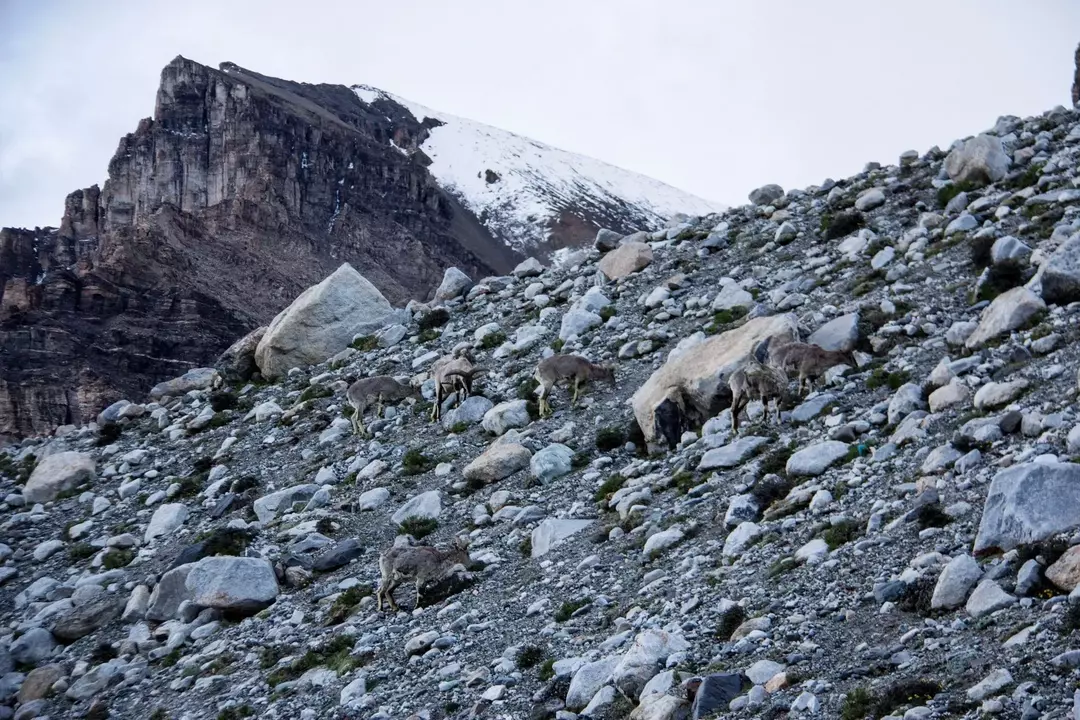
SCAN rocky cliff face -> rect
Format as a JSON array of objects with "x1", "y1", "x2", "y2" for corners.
[
  {"x1": 0, "y1": 57, "x2": 519, "y2": 441},
  {"x1": 0, "y1": 57, "x2": 721, "y2": 442},
  {"x1": 1073, "y1": 42, "x2": 1080, "y2": 107}
]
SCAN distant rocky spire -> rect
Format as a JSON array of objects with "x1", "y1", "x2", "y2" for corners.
[{"x1": 1074, "y1": 42, "x2": 1080, "y2": 107}]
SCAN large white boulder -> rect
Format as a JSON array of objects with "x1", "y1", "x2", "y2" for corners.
[
  {"x1": 974, "y1": 462, "x2": 1080, "y2": 553},
  {"x1": 631, "y1": 314, "x2": 798, "y2": 450},
  {"x1": 185, "y1": 556, "x2": 279, "y2": 614},
  {"x1": 965, "y1": 287, "x2": 1045, "y2": 349},
  {"x1": 23, "y1": 452, "x2": 96, "y2": 504},
  {"x1": 944, "y1": 134, "x2": 1011, "y2": 186},
  {"x1": 255, "y1": 263, "x2": 403, "y2": 379}
]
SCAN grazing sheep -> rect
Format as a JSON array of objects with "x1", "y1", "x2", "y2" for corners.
[
  {"x1": 534, "y1": 354, "x2": 615, "y2": 417},
  {"x1": 345, "y1": 376, "x2": 419, "y2": 437},
  {"x1": 768, "y1": 342, "x2": 856, "y2": 396},
  {"x1": 376, "y1": 537, "x2": 471, "y2": 612},
  {"x1": 430, "y1": 350, "x2": 483, "y2": 422},
  {"x1": 728, "y1": 359, "x2": 789, "y2": 433}
]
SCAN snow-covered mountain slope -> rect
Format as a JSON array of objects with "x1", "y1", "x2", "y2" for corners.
[{"x1": 351, "y1": 84, "x2": 725, "y2": 252}]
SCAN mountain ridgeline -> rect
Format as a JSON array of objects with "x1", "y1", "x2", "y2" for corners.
[{"x1": 0, "y1": 56, "x2": 720, "y2": 442}]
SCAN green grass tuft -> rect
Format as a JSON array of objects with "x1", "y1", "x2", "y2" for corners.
[{"x1": 397, "y1": 516, "x2": 438, "y2": 539}]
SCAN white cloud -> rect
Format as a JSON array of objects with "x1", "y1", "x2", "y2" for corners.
[{"x1": 2, "y1": 0, "x2": 1078, "y2": 228}]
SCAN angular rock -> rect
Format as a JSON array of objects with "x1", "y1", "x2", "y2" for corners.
[
  {"x1": 785, "y1": 441, "x2": 849, "y2": 477},
  {"x1": 255, "y1": 263, "x2": 403, "y2": 379},
  {"x1": 146, "y1": 564, "x2": 194, "y2": 622},
  {"x1": 931, "y1": 554, "x2": 983, "y2": 610},
  {"x1": 23, "y1": 452, "x2": 96, "y2": 504},
  {"x1": 313, "y1": 539, "x2": 363, "y2": 572},
  {"x1": 215, "y1": 326, "x2": 266, "y2": 384},
  {"x1": 253, "y1": 484, "x2": 320, "y2": 523},
  {"x1": 150, "y1": 367, "x2": 219, "y2": 399},
  {"x1": 690, "y1": 673, "x2": 744, "y2": 720},
  {"x1": 65, "y1": 661, "x2": 122, "y2": 700},
  {"x1": 52, "y1": 595, "x2": 121, "y2": 642},
  {"x1": 357, "y1": 487, "x2": 390, "y2": 511},
  {"x1": 965, "y1": 287, "x2": 1046, "y2": 349},
  {"x1": 145, "y1": 503, "x2": 189, "y2": 542},
  {"x1": 531, "y1": 518, "x2": 594, "y2": 558},
  {"x1": 632, "y1": 314, "x2": 798, "y2": 449},
  {"x1": 612, "y1": 630, "x2": 689, "y2": 700},
  {"x1": 723, "y1": 521, "x2": 761, "y2": 558},
  {"x1": 887, "y1": 383, "x2": 925, "y2": 425},
  {"x1": 944, "y1": 134, "x2": 1011, "y2": 186},
  {"x1": 928, "y1": 379, "x2": 970, "y2": 413},
  {"x1": 18, "y1": 664, "x2": 64, "y2": 703},
  {"x1": 711, "y1": 279, "x2": 754, "y2": 312},
  {"x1": 973, "y1": 379, "x2": 1028, "y2": 411},
  {"x1": 698, "y1": 437, "x2": 769, "y2": 470},
  {"x1": 965, "y1": 579, "x2": 1017, "y2": 618},
  {"x1": 567, "y1": 656, "x2": 619, "y2": 711},
  {"x1": 559, "y1": 308, "x2": 603, "y2": 341},
  {"x1": 185, "y1": 556, "x2": 278, "y2": 614},
  {"x1": 441, "y1": 396, "x2": 494, "y2": 430},
  {"x1": 530, "y1": 443, "x2": 575, "y2": 483},
  {"x1": 748, "y1": 184, "x2": 784, "y2": 206},
  {"x1": 1046, "y1": 545, "x2": 1080, "y2": 591},
  {"x1": 482, "y1": 400, "x2": 531, "y2": 436},
  {"x1": 10, "y1": 628, "x2": 57, "y2": 666},
  {"x1": 433, "y1": 267, "x2": 472, "y2": 302},
  {"x1": 462, "y1": 442, "x2": 531, "y2": 484},
  {"x1": 391, "y1": 491, "x2": 442, "y2": 526},
  {"x1": 807, "y1": 313, "x2": 859, "y2": 352},
  {"x1": 598, "y1": 242, "x2": 653, "y2": 281}
]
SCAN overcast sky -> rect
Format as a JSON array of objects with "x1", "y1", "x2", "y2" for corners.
[{"x1": 2, "y1": 0, "x2": 1078, "y2": 229}]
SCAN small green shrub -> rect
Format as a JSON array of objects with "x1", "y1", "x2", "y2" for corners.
[
  {"x1": 767, "y1": 557, "x2": 798, "y2": 578},
  {"x1": 350, "y1": 335, "x2": 379, "y2": 351},
  {"x1": 198, "y1": 527, "x2": 255, "y2": 557},
  {"x1": 976, "y1": 263, "x2": 1026, "y2": 303},
  {"x1": 538, "y1": 658, "x2": 556, "y2": 681},
  {"x1": 572, "y1": 451, "x2": 591, "y2": 469},
  {"x1": 299, "y1": 385, "x2": 333, "y2": 403},
  {"x1": 715, "y1": 603, "x2": 747, "y2": 641},
  {"x1": 840, "y1": 687, "x2": 873, "y2": 720},
  {"x1": 517, "y1": 645, "x2": 545, "y2": 669},
  {"x1": 480, "y1": 331, "x2": 507, "y2": 350},
  {"x1": 97, "y1": 422, "x2": 122, "y2": 446},
  {"x1": 417, "y1": 308, "x2": 451, "y2": 331},
  {"x1": 713, "y1": 306, "x2": 747, "y2": 326},
  {"x1": 215, "y1": 705, "x2": 255, "y2": 720},
  {"x1": 102, "y1": 548, "x2": 135, "y2": 570},
  {"x1": 595, "y1": 426, "x2": 626, "y2": 451},
  {"x1": 913, "y1": 504, "x2": 952, "y2": 531},
  {"x1": 210, "y1": 391, "x2": 238, "y2": 412},
  {"x1": 822, "y1": 519, "x2": 862, "y2": 550},
  {"x1": 398, "y1": 516, "x2": 438, "y2": 539},
  {"x1": 598, "y1": 306, "x2": 617, "y2": 321},
  {"x1": 593, "y1": 474, "x2": 625, "y2": 503},
  {"x1": 1007, "y1": 163, "x2": 1043, "y2": 190},
  {"x1": 823, "y1": 210, "x2": 864, "y2": 240},
  {"x1": 266, "y1": 635, "x2": 366, "y2": 687},
  {"x1": 936, "y1": 181, "x2": 976, "y2": 208},
  {"x1": 757, "y1": 444, "x2": 794, "y2": 479},
  {"x1": 554, "y1": 598, "x2": 591, "y2": 622},
  {"x1": 448, "y1": 421, "x2": 469, "y2": 434},
  {"x1": 324, "y1": 585, "x2": 372, "y2": 626},
  {"x1": 672, "y1": 470, "x2": 697, "y2": 495},
  {"x1": 149, "y1": 710, "x2": 169, "y2": 720},
  {"x1": 69, "y1": 543, "x2": 97, "y2": 561},
  {"x1": 418, "y1": 328, "x2": 440, "y2": 343},
  {"x1": 551, "y1": 338, "x2": 565, "y2": 352},
  {"x1": 970, "y1": 235, "x2": 994, "y2": 269},
  {"x1": 519, "y1": 537, "x2": 533, "y2": 557},
  {"x1": 175, "y1": 472, "x2": 206, "y2": 498},
  {"x1": 402, "y1": 448, "x2": 435, "y2": 475},
  {"x1": 865, "y1": 368, "x2": 910, "y2": 391}
]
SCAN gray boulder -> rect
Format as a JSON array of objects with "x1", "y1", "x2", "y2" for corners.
[
  {"x1": 253, "y1": 484, "x2": 320, "y2": 523},
  {"x1": 974, "y1": 462, "x2": 1080, "y2": 553},
  {"x1": 965, "y1": 579, "x2": 1016, "y2": 618},
  {"x1": 559, "y1": 308, "x2": 603, "y2": 341},
  {"x1": 944, "y1": 134, "x2": 1011, "y2": 186},
  {"x1": 463, "y1": 442, "x2": 532, "y2": 484},
  {"x1": 854, "y1": 188, "x2": 886, "y2": 211},
  {"x1": 597, "y1": 242, "x2": 653, "y2": 281},
  {"x1": 66, "y1": 661, "x2": 122, "y2": 700},
  {"x1": 512, "y1": 257, "x2": 544, "y2": 278},
  {"x1": 965, "y1": 287, "x2": 1045, "y2": 349},
  {"x1": 990, "y1": 236, "x2": 1031, "y2": 266},
  {"x1": 698, "y1": 437, "x2": 769, "y2": 470},
  {"x1": 146, "y1": 564, "x2": 193, "y2": 622},
  {"x1": 144, "y1": 503, "x2": 189, "y2": 543},
  {"x1": 10, "y1": 628, "x2": 57, "y2": 667},
  {"x1": 808, "y1": 313, "x2": 859, "y2": 352},
  {"x1": 1038, "y1": 232, "x2": 1080, "y2": 304},
  {"x1": 215, "y1": 326, "x2": 267, "y2": 384},
  {"x1": 566, "y1": 656, "x2": 619, "y2": 711},
  {"x1": 748, "y1": 184, "x2": 784, "y2": 206},
  {"x1": 612, "y1": 630, "x2": 689, "y2": 700},
  {"x1": 23, "y1": 452, "x2": 96, "y2": 504},
  {"x1": 785, "y1": 441, "x2": 850, "y2": 477},
  {"x1": 186, "y1": 556, "x2": 279, "y2": 614},
  {"x1": 150, "y1": 367, "x2": 219, "y2": 400},
  {"x1": 255, "y1": 263, "x2": 403, "y2": 379},
  {"x1": 433, "y1": 267, "x2": 473, "y2": 302},
  {"x1": 931, "y1": 554, "x2": 983, "y2": 610},
  {"x1": 530, "y1": 444, "x2": 575, "y2": 483},
  {"x1": 482, "y1": 400, "x2": 531, "y2": 436},
  {"x1": 51, "y1": 595, "x2": 121, "y2": 642},
  {"x1": 595, "y1": 228, "x2": 622, "y2": 252},
  {"x1": 391, "y1": 490, "x2": 442, "y2": 526},
  {"x1": 441, "y1": 396, "x2": 494, "y2": 430},
  {"x1": 532, "y1": 518, "x2": 594, "y2": 558},
  {"x1": 887, "y1": 383, "x2": 925, "y2": 425},
  {"x1": 711, "y1": 279, "x2": 754, "y2": 312}
]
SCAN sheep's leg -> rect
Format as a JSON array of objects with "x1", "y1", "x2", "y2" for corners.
[
  {"x1": 538, "y1": 383, "x2": 551, "y2": 417},
  {"x1": 351, "y1": 409, "x2": 360, "y2": 436},
  {"x1": 375, "y1": 393, "x2": 384, "y2": 418},
  {"x1": 431, "y1": 386, "x2": 442, "y2": 422},
  {"x1": 385, "y1": 580, "x2": 399, "y2": 611},
  {"x1": 731, "y1": 392, "x2": 742, "y2": 433},
  {"x1": 376, "y1": 577, "x2": 387, "y2": 611},
  {"x1": 572, "y1": 377, "x2": 581, "y2": 406},
  {"x1": 415, "y1": 578, "x2": 423, "y2": 608},
  {"x1": 357, "y1": 417, "x2": 368, "y2": 438}
]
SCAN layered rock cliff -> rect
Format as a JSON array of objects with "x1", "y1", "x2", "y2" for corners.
[{"x1": 0, "y1": 57, "x2": 517, "y2": 441}]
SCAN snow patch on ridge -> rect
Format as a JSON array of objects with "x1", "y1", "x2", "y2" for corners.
[{"x1": 350, "y1": 84, "x2": 724, "y2": 251}]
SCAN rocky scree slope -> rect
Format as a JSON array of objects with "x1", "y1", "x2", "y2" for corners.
[
  {"x1": 0, "y1": 55, "x2": 717, "y2": 443},
  {"x1": 8, "y1": 103, "x2": 1080, "y2": 720}
]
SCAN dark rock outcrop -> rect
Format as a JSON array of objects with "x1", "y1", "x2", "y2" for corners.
[
  {"x1": 1074, "y1": 42, "x2": 1080, "y2": 107},
  {"x1": 0, "y1": 56, "x2": 519, "y2": 441}
]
